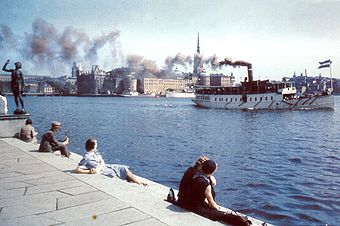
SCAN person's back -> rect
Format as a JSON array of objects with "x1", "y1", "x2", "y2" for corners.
[
  {"x1": 20, "y1": 124, "x2": 35, "y2": 142},
  {"x1": 19, "y1": 118, "x2": 37, "y2": 144},
  {"x1": 185, "y1": 160, "x2": 252, "y2": 226},
  {"x1": 186, "y1": 172, "x2": 211, "y2": 210},
  {"x1": 39, "y1": 130, "x2": 55, "y2": 152},
  {"x1": 177, "y1": 166, "x2": 198, "y2": 207},
  {"x1": 176, "y1": 156, "x2": 209, "y2": 207}
]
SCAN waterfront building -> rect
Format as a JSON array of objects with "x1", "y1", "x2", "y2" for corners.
[
  {"x1": 200, "y1": 69, "x2": 210, "y2": 86},
  {"x1": 123, "y1": 74, "x2": 138, "y2": 93},
  {"x1": 141, "y1": 77, "x2": 192, "y2": 94},
  {"x1": 77, "y1": 65, "x2": 108, "y2": 95},
  {"x1": 72, "y1": 61, "x2": 82, "y2": 78},
  {"x1": 334, "y1": 79, "x2": 340, "y2": 93},
  {"x1": 24, "y1": 83, "x2": 39, "y2": 93},
  {"x1": 107, "y1": 67, "x2": 130, "y2": 94},
  {"x1": 0, "y1": 74, "x2": 53, "y2": 94},
  {"x1": 38, "y1": 83, "x2": 56, "y2": 95},
  {"x1": 287, "y1": 74, "x2": 337, "y2": 95},
  {"x1": 0, "y1": 75, "x2": 11, "y2": 82},
  {"x1": 102, "y1": 75, "x2": 117, "y2": 94},
  {"x1": 209, "y1": 73, "x2": 235, "y2": 87},
  {"x1": 64, "y1": 77, "x2": 77, "y2": 95}
]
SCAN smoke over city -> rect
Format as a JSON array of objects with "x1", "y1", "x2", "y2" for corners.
[
  {"x1": 1, "y1": 18, "x2": 121, "y2": 75},
  {"x1": 1, "y1": 18, "x2": 226, "y2": 77},
  {"x1": 126, "y1": 54, "x2": 162, "y2": 78},
  {"x1": 164, "y1": 53, "x2": 192, "y2": 73}
]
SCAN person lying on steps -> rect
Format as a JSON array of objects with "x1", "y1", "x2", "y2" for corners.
[{"x1": 75, "y1": 138, "x2": 148, "y2": 186}]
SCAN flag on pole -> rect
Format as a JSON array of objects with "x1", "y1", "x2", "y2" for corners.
[{"x1": 318, "y1": 59, "x2": 332, "y2": 69}]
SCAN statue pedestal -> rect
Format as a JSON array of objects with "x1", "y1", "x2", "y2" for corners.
[{"x1": 0, "y1": 114, "x2": 31, "y2": 138}]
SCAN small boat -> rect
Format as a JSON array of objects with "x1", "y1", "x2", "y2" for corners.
[
  {"x1": 120, "y1": 91, "x2": 139, "y2": 97},
  {"x1": 165, "y1": 89, "x2": 196, "y2": 98},
  {"x1": 192, "y1": 59, "x2": 334, "y2": 110}
]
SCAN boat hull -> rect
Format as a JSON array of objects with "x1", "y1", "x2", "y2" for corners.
[{"x1": 193, "y1": 93, "x2": 334, "y2": 110}]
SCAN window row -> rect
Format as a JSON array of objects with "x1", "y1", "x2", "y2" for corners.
[{"x1": 214, "y1": 96, "x2": 274, "y2": 102}]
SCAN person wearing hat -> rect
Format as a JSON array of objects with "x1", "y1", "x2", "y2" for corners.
[
  {"x1": 186, "y1": 160, "x2": 251, "y2": 226},
  {"x1": 19, "y1": 118, "x2": 37, "y2": 144},
  {"x1": 2, "y1": 60, "x2": 26, "y2": 114},
  {"x1": 38, "y1": 121, "x2": 70, "y2": 157}
]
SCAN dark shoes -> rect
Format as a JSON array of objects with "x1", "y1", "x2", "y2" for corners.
[
  {"x1": 20, "y1": 109, "x2": 27, "y2": 114},
  {"x1": 13, "y1": 109, "x2": 21, "y2": 114},
  {"x1": 13, "y1": 109, "x2": 27, "y2": 114},
  {"x1": 167, "y1": 188, "x2": 176, "y2": 202}
]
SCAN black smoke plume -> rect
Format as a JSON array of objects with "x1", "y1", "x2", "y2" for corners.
[
  {"x1": 164, "y1": 53, "x2": 192, "y2": 73},
  {"x1": 126, "y1": 54, "x2": 162, "y2": 78},
  {"x1": 1, "y1": 18, "x2": 121, "y2": 75},
  {"x1": 0, "y1": 25, "x2": 17, "y2": 50},
  {"x1": 1, "y1": 17, "x2": 226, "y2": 78}
]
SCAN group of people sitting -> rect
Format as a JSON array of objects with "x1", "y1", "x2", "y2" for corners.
[
  {"x1": 19, "y1": 119, "x2": 69, "y2": 157},
  {"x1": 20, "y1": 120, "x2": 147, "y2": 186},
  {"x1": 18, "y1": 120, "x2": 251, "y2": 225}
]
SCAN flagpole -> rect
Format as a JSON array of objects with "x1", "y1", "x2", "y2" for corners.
[{"x1": 318, "y1": 59, "x2": 333, "y2": 94}]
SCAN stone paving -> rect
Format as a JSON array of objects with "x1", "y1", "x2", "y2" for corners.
[
  {"x1": 0, "y1": 138, "x2": 269, "y2": 226},
  {"x1": 0, "y1": 138, "x2": 226, "y2": 226}
]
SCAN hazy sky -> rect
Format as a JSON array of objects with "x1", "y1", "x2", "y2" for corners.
[{"x1": 1, "y1": 0, "x2": 339, "y2": 81}]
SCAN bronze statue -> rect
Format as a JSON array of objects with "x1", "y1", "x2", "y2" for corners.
[{"x1": 2, "y1": 60, "x2": 26, "y2": 114}]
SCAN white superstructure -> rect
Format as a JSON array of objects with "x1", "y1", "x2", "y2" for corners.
[{"x1": 193, "y1": 82, "x2": 334, "y2": 110}]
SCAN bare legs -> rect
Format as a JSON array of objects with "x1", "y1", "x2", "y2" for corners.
[
  {"x1": 14, "y1": 94, "x2": 24, "y2": 109},
  {"x1": 126, "y1": 170, "x2": 148, "y2": 186}
]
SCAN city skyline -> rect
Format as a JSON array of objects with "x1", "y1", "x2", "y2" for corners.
[{"x1": 1, "y1": 0, "x2": 340, "y2": 82}]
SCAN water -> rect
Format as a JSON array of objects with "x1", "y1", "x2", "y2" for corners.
[{"x1": 6, "y1": 96, "x2": 340, "y2": 225}]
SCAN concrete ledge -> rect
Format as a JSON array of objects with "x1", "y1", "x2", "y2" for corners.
[
  {"x1": 0, "y1": 138, "x2": 271, "y2": 226},
  {"x1": 0, "y1": 114, "x2": 30, "y2": 138}
]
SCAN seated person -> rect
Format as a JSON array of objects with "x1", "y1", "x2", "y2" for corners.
[
  {"x1": 167, "y1": 156, "x2": 216, "y2": 203},
  {"x1": 174, "y1": 156, "x2": 216, "y2": 207},
  {"x1": 184, "y1": 160, "x2": 252, "y2": 226},
  {"x1": 20, "y1": 118, "x2": 38, "y2": 144},
  {"x1": 38, "y1": 121, "x2": 70, "y2": 157},
  {"x1": 75, "y1": 138, "x2": 147, "y2": 186}
]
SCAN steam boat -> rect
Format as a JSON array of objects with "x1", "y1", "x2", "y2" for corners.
[{"x1": 192, "y1": 60, "x2": 334, "y2": 110}]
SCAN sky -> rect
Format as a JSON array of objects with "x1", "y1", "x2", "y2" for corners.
[{"x1": 1, "y1": 0, "x2": 340, "y2": 81}]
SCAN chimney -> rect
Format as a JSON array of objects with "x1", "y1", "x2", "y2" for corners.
[{"x1": 247, "y1": 64, "x2": 253, "y2": 82}]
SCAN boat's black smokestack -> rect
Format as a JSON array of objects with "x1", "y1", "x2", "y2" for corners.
[
  {"x1": 219, "y1": 59, "x2": 253, "y2": 82},
  {"x1": 247, "y1": 64, "x2": 253, "y2": 82}
]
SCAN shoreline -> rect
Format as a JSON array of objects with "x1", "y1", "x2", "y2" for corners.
[{"x1": 0, "y1": 137, "x2": 270, "y2": 226}]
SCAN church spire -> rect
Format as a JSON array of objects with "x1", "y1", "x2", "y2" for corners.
[
  {"x1": 197, "y1": 32, "x2": 200, "y2": 54},
  {"x1": 193, "y1": 32, "x2": 202, "y2": 76}
]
